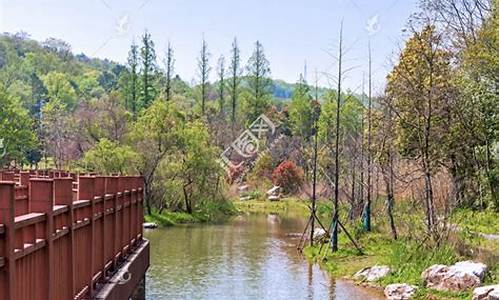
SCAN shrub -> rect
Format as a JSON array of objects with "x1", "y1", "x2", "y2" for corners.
[
  {"x1": 272, "y1": 160, "x2": 304, "y2": 194},
  {"x1": 249, "y1": 152, "x2": 274, "y2": 182}
]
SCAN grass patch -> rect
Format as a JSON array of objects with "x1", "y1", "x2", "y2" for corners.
[
  {"x1": 450, "y1": 208, "x2": 499, "y2": 235},
  {"x1": 234, "y1": 197, "x2": 309, "y2": 215},
  {"x1": 145, "y1": 199, "x2": 236, "y2": 227}
]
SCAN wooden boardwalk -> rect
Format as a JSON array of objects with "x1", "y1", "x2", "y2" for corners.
[{"x1": 0, "y1": 170, "x2": 148, "y2": 300}]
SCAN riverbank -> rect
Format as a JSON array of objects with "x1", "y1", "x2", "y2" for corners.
[
  {"x1": 144, "y1": 200, "x2": 237, "y2": 226},
  {"x1": 235, "y1": 198, "x2": 499, "y2": 299}
]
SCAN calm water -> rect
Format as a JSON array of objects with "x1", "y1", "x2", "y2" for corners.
[{"x1": 144, "y1": 213, "x2": 384, "y2": 300}]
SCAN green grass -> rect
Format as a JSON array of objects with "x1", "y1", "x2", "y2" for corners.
[
  {"x1": 450, "y1": 208, "x2": 499, "y2": 235},
  {"x1": 302, "y1": 216, "x2": 498, "y2": 300},
  {"x1": 144, "y1": 199, "x2": 236, "y2": 227},
  {"x1": 305, "y1": 234, "x2": 472, "y2": 299},
  {"x1": 234, "y1": 197, "x2": 309, "y2": 214}
]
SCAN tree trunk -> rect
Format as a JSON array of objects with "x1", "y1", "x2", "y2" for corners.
[
  {"x1": 144, "y1": 178, "x2": 152, "y2": 215},
  {"x1": 485, "y1": 140, "x2": 498, "y2": 208},
  {"x1": 423, "y1": 168, "x2": 435, "y2": 234},
  {"x1": 387, "y1": 152, "x2": 397, "y2": 240},
  {"x1": 183, "y1": 184, "x2": 192, "y2": 214}
]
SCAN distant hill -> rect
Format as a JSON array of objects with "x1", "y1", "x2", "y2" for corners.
[{"x1": 0, "y1": 32, "x2": 331, "y2": 113}]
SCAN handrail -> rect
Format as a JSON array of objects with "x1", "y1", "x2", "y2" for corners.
[{"x1": 0, "y1": 170, "x2": 145, "y2": 300}]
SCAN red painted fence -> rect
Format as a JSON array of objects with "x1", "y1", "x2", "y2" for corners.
[{"x1": 0, "y1": 170, "x2": 145, "y2": 300}]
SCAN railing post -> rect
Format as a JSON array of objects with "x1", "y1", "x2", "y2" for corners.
[
  {"x1": 19, "y1": 171, "x2": 30, "y2": 186},
  {"x1": 30, "y1": 178, "x2": 54, "y2": 300},
  {"x1": 54, "y1": 177, "x2": 75, "y2": 299},
  {"x1": 78, "y1": 176, "x2": 95, "y2": 298},
  {"x1": 0, "y1": 181, "x2": 15, "y2": 300},
  {"x1": 95, "y1": 176, "x2": 106, "y2": 283},
  {"x1": 105, "y1": 176, "x2": 118, "y2": 270}
]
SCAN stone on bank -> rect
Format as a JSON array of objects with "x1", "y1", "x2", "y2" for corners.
[
  {"x1": 472, "y1": 285, "x2": 500, "y2": 300},
  {"x1": 384, "y1": 283, "x2": 417, "y2": 300},
  {"x1": 421, "y1": 260, "x2": 488, "y2": 292},
  {"x1": 353, "y1": 265, "x2": 391, "y2": 282}
]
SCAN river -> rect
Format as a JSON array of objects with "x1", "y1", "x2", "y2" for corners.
[{"x1": 144, "y1": 212, "x2": 385, "y2": 300}]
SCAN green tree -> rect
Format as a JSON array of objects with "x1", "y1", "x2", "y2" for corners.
[
  {"x1": 126, "y1": 41, "x2": 139, "y2": 115},
  {"x1": 164, "y1": 42, "x2": 174, "y2": 102},
  {"x1": 0, "y1": 85, "x2": 36, "y2": 165},
  {"x1": 130, "y1": 99, "x2": 182, "y2": 214},
  {"x1": 386, "y1": 25, "x2": 454, "y2": 233},
  {"x1": 42, "y1": 71, "x2": 77, "y2": 109},
  {"x1": 160, "y1": 120, "x2": 223, "y2": 214},
  {"x1": 289, "y1": 75, "x2": 313, "y2": 139},
  {"x1": 139, "y1": 31, "x2": 157, "y2": 109},
  {"x1": 82, "y1": 138, "x2": 139, "y2": 175},
  {"x1": 245, "y1": 41, "x2": 272, "y2": 121}
]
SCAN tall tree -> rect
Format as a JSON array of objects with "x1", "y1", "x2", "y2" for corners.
[
  {"x1": 364, "y1": 41, "x2": 373, "y2": 232},
  {"x1": 126, "y1": 41, "x2": 139, "y2": 115},
  {"x1": 216, "y1": 55, "x2": 225, "y2": 114},
  {"x1": 197, "y1": 38, "x2": 211, "y2": 114},
  {"x1": 164, "y1": 41, "x2": 174, "y2": 102},
  {"x1": 140, "y1": 30, "x2": 157, "y2": 109},
  {"x1": 246, "y1": 40, "x2": 272, "y2": 121},
  {"x1": 331, "y1": 23, "x2": 344, "y2": 252},
  {"x1": 386, "y1": 24, "x2": 454, "y2": 234},
  {"x1": 228, "y1": 38, "x2": 242, "y2": 127}
]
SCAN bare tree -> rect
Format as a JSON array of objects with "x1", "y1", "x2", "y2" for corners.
[
  {"x1": 164, "y1": 42, "x2": 174, "y2": 102},
  {"x1": 197, "y1": 38, "x2": 211, "y2": 114},
  {"x1": 216, "y1": 55, "x2": 225, "y2": 114},
  {"x1": 228, "y1": 37, "x2": 242, "y2": 129}
]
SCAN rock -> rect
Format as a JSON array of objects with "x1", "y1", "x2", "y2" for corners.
[
  {"x1": 143, "y1": 222, "x2": 158, "y2": 229},
  {"x1": 239, "y1": 195, "x2": 252, "y2": 201},
  {"x1": 473, "y1": 285, "x2": 500, "y2": 300},
  {"x1": 268, "y1": 195, "x2": 280, "y2": 201},
  {"x1": 238, "y1": 184, "x2": 249, "y2": 192},
  {"x1": 478, "y1": 233, "x2": 499, "y2": 240},
  {"x1": 266, "y1": 185, "x2": 280, "y2": 195},
  {"x1": 451, "y1": 261, "x2": 488, "y2": 280},
  {"x1": 353, "y1": 265, "x2": 391, "y2": 282},
  {"x1": 421, "y1": 264, "x2": 450, "y2": 287},
  {"x1": 313, "y1": 228, "x2": 327, "y2": 240},
  {"x1": 422, "y1": 261, "x2": 487, "y2": 292},
  {"x1": 384, "y1": 283, "x2": 417, "y2": 300}
]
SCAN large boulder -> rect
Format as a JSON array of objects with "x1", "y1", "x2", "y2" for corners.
[
  {"x1": 422, "y1": 261, "x2": 487, "y2": 292},
  {"x1": 384, "y1": 283, "x2": 417, "y2": 300},
  {"x1": 353, "y1": 265, "x2": 391, "y2": 282},
  {"x1": 451, "y1": 261, "x2": 488, "y2": 280},
  {"x1": 472, "y1": 285, "x2": 499, "y2": 300}
]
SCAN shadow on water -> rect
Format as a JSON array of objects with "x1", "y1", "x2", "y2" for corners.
[{"x1": 144, "y1": 212, "x2": 384, "y2": 300}]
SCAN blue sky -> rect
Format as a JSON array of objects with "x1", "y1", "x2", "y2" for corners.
[{"x1": 0, "y1": 0, "x2": 418, "y2": 93}]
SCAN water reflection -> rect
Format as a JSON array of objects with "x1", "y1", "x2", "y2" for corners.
[{"x1": 144, "y1": 213, "x2": 384, "y2": 300}]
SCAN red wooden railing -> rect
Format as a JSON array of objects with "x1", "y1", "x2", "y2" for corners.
[{"x1": 0, "y1": 170, "x2": 145, "y2": 300}]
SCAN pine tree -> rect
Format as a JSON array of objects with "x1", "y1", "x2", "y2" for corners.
[
  {"x1": 246, "y1": 40, "x2": 272, "y2": 121},
  {"x1": 140, "y1": 30, "x2": 157, "y2": 109},
  {"x1": 197, "y1": 38, "x2": 211, "y2": 114},
  {"x1": 228, "y1": 37, "x2": 241, "y2": 126},
  {"x1": 126, "y1": 41, "x2": 139, "y2": 115},
  {"x1": 216, "y1": 55, "x2": 225, "y2": 114},
  {"x1": 164, "y1": 42, "x2": 174, "y2": 102}
]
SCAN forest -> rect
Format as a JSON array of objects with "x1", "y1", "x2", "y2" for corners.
[{"x1": 0, "y1": 0, "x2": 498, "y2": 298}]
